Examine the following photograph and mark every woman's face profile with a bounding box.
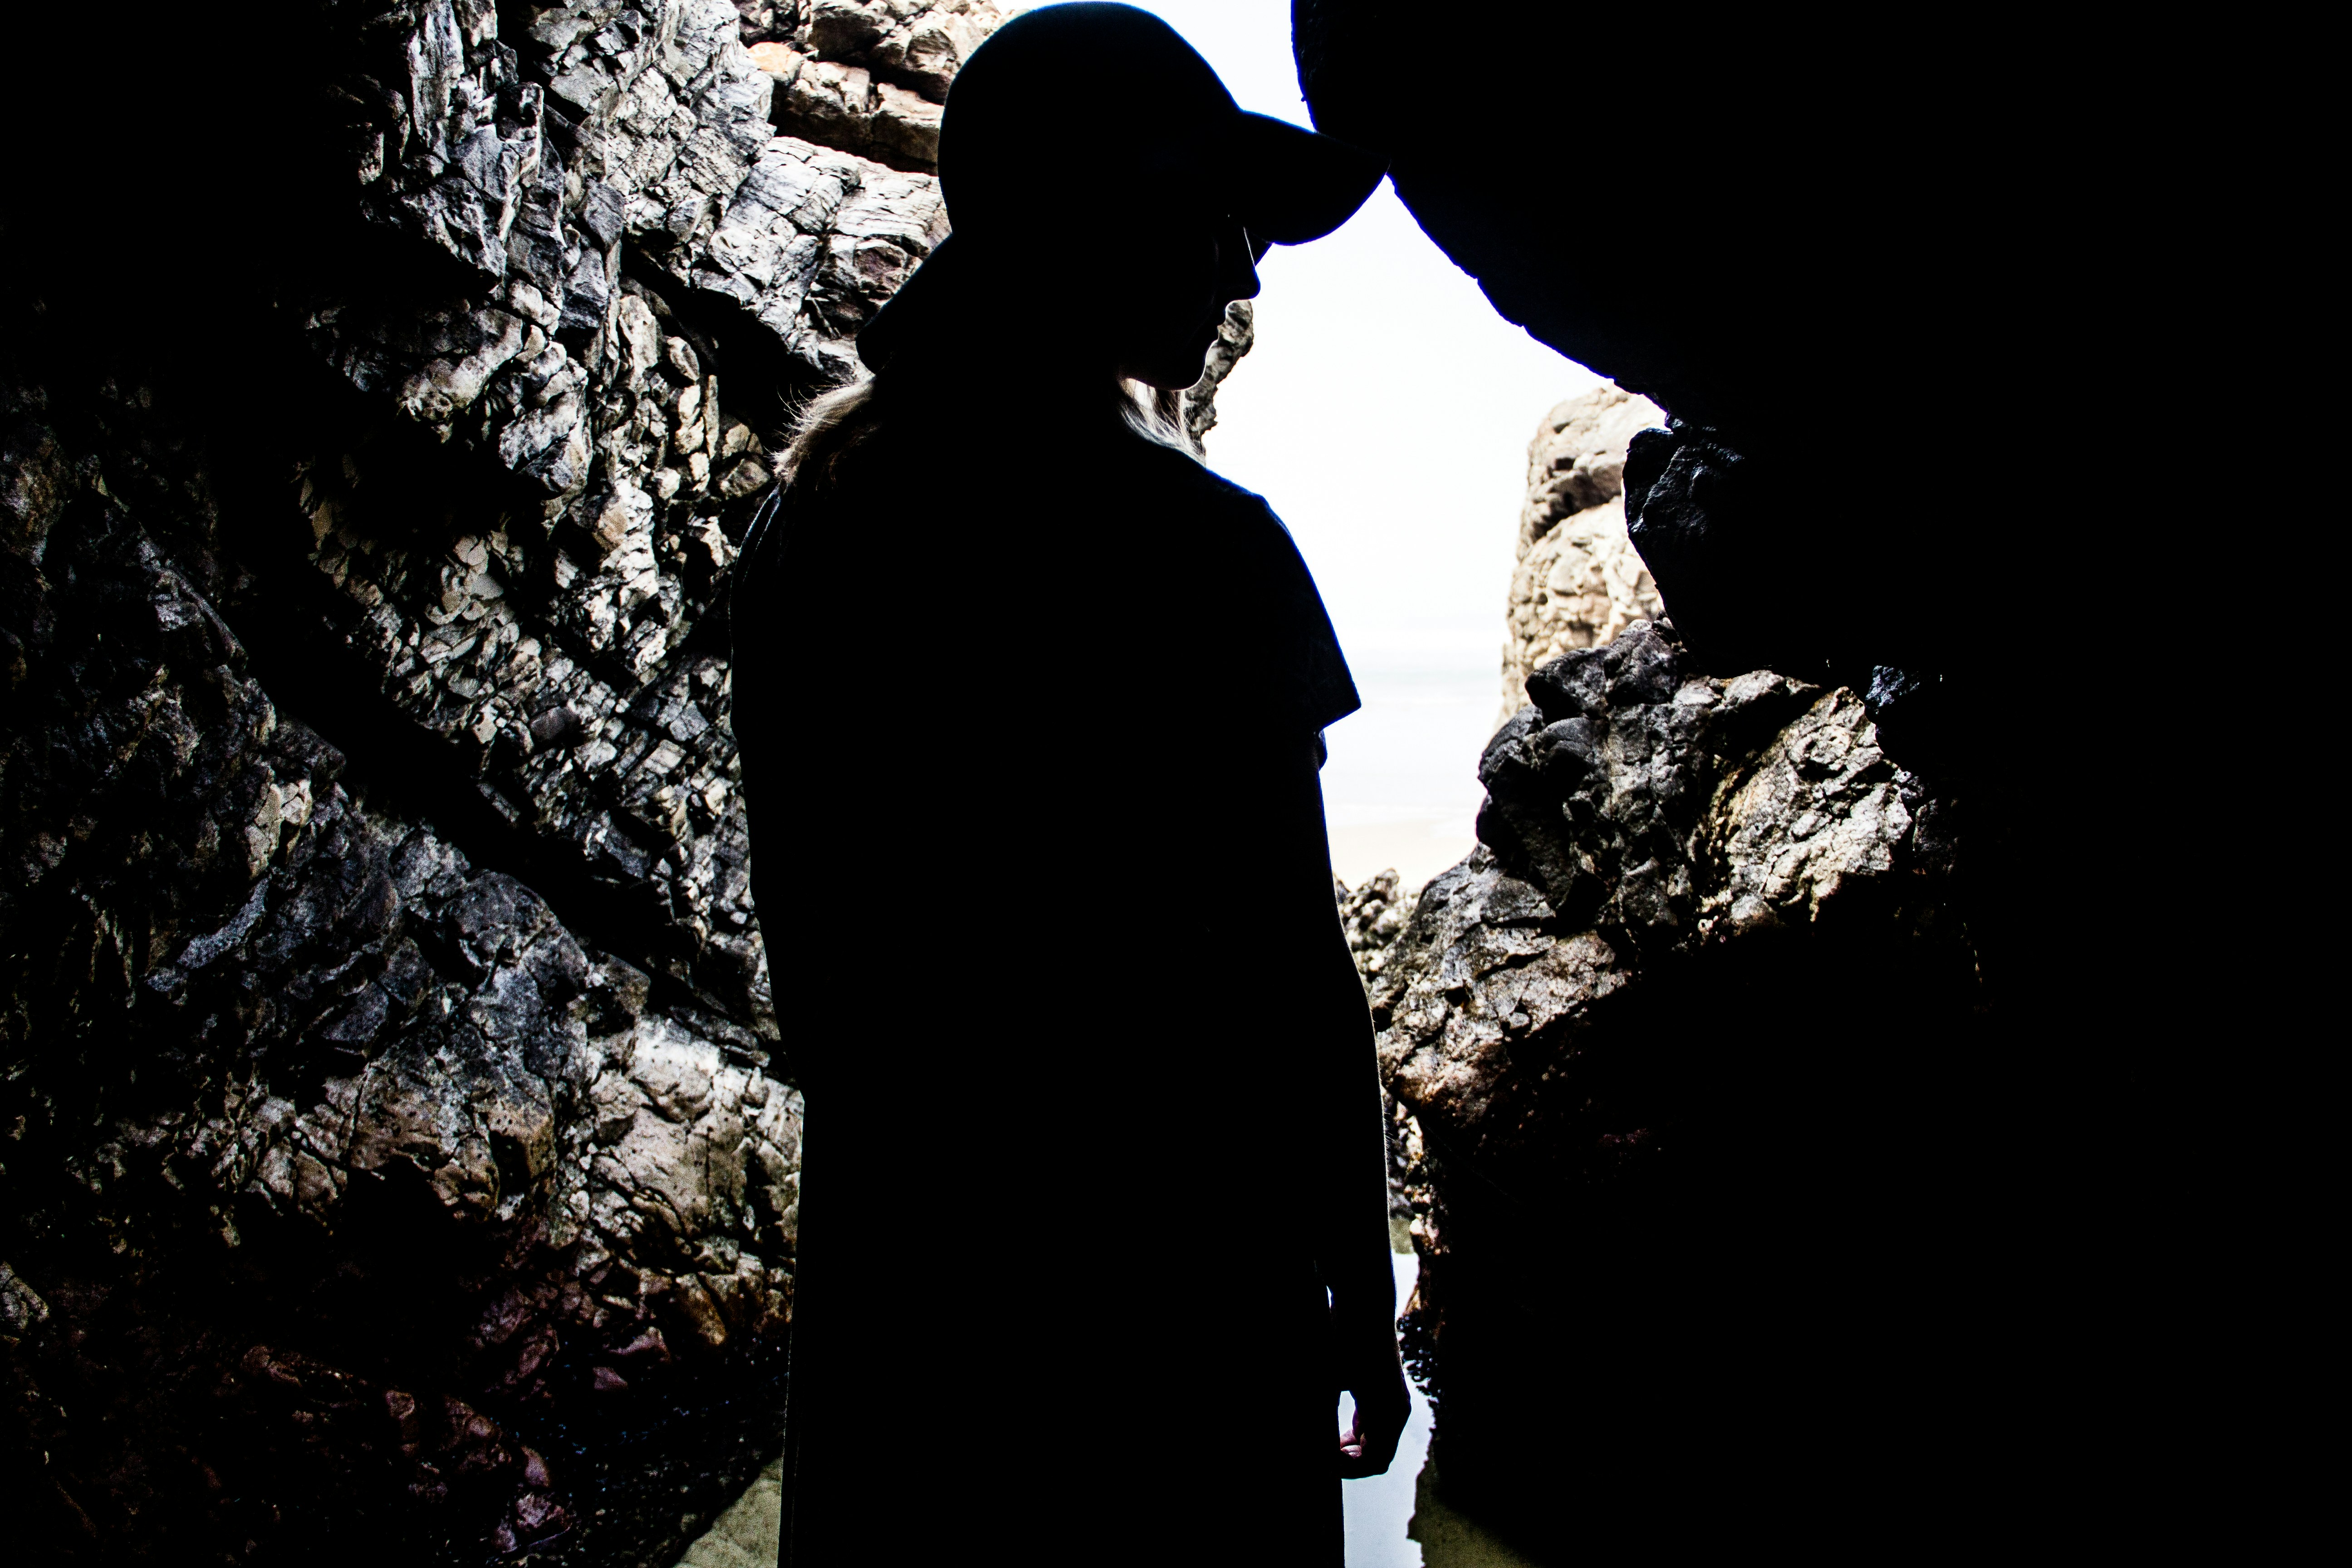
[1099,190,1262,392]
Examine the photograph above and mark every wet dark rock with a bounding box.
[1366,622,1983,1549]
[1335,868,1412,988]
[1293,3,2246,1543]
[2,347,802,1563]
[1290,0,2162,737]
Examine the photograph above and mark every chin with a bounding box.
[1157,336,1220,391]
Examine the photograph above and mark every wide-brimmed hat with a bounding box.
[857,2,1386,372]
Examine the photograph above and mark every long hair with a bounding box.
[781,357,1197,494]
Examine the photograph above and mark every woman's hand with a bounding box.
[1335,1316,1413,1478]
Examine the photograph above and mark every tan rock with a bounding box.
[675,1452,784,1568]
[867,80,943,167]
[1498,385,1668,722]
[772,1,1007,169]
[746,40,802,78]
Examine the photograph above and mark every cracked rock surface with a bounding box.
[1363,620,1983,1548]
[3,320,802,1564]
[743,1,1010,174]
[0,0,1262,1560]
[1497,385,1664,724]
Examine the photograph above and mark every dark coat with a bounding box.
[730,399,1377,1565]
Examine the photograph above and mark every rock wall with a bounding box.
[1294,1,2223,1530]
[1294,0,2061,700]
[3,329,808,1561]
[1498,385,1664,723]
[1,1,1264,1562]
[1363,620,1981,1550]
[1335,869,1413,990]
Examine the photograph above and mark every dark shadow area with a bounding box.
[1296,3,2309,1550]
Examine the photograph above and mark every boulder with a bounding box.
[1296,3,2244,1539]
[1498,385,1664,722]
[1366,621,1982,1549]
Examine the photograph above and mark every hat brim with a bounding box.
[1222,112,1387,247]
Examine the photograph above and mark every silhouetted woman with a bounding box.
[730,8,1405,1561]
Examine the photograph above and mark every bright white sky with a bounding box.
[1122,2,1604,885]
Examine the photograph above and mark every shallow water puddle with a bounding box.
[1344,1251,1539,1568]
[1338,1247,1433,1565]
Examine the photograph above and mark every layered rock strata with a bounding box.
[2,343,803,1561]
[743,1,1009,173]
[0,0,1281,1558]
[1498,385,1664,722]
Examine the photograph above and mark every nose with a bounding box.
[1224,218,1262,303]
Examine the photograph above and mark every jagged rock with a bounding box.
[650,132,951,379]
[1335,867,1414,987]
[1498,385,1664,720]
[1365,621,1981,1548]
[755,2,1007,172]
[1182,300,1257,451]
[5,0,1264,1552]
[282,0,1040,1049]
[0,0,1123,1559]
[733,0,804,47]
[1,367,802,1560]
[1388,620,1955,1198]
[1291,5,2239,1547]
[1296,3,2191,1520]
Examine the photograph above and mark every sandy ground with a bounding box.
[1327,818,1476,893]
[674,1451,783,1567]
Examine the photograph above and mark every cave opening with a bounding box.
[2,0,2266,1563]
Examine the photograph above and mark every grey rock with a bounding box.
[1360,618,1982,1547]
[0,0,1083,1558]
[284,0,1003,1049]
[1384,619,1970,1205]
[1335,866,1415,987]
[1,369,800,1559]
[659,132,951,380]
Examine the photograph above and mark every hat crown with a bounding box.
[938,4,1241,231]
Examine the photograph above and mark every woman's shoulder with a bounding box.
[1126,433,1269,513]
[1107,436,1306,572]
[1119,438,1362,735]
